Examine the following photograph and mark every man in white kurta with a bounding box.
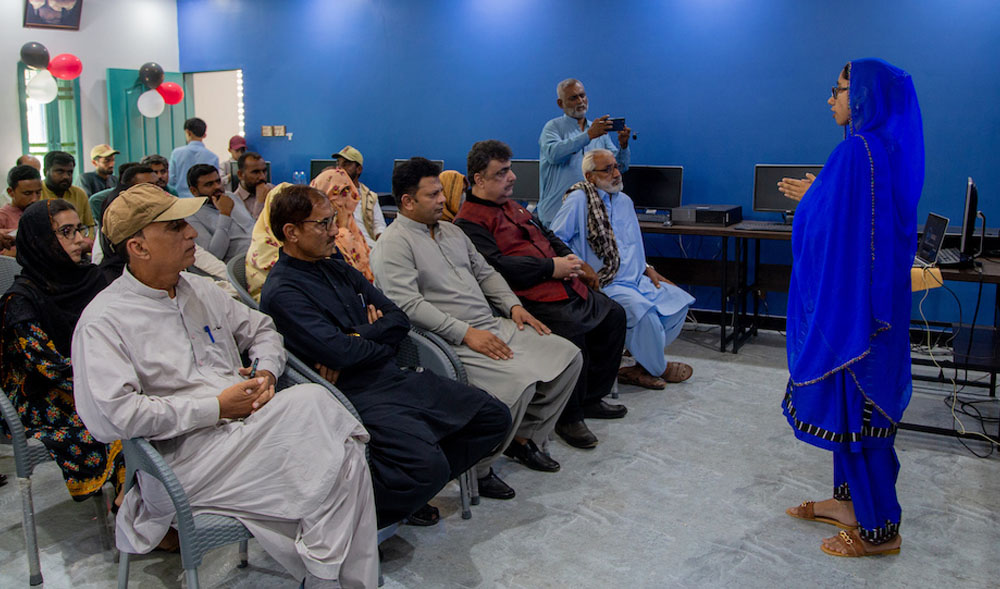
[551,149,695,390]
[371,157,582,501]
[72,183,378,588]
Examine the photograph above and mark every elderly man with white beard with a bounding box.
[550,149,696,391]
[537,78,632,227]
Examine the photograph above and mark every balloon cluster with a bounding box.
[20,42,82,104]
[136,62,185,118]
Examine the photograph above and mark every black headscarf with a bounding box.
[97,186,127,281]
[1,199,108,357]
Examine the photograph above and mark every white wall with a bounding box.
[0,0,179,173]
[191,70,241,164]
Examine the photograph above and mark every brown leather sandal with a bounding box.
[617,366,666,390]
[662,361,693,383]
[785,501,858,529]
[821,529,901,557]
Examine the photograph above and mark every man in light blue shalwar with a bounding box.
[537,78,631,227]
[551,149,695,390]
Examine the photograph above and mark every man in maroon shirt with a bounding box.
[454,140,627,449]
[1,165,43,232]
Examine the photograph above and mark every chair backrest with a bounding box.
[225,250,258,310]
[0,255,21,294]
[0,388,50,478]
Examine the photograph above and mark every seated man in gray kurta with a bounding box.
[371,157,583,501]
[185,163,255,262]
[73,184,378,588]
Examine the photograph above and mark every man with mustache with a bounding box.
[74,184,379,587]
[233,152,273,219]
[260,184,511,528]
[551,149,695,390]
[41,151,95,251]
[454,140,628,450]
[537,78,632,227]
[186,163,255,262]
[372,157,582,501]
[140,154,176,195]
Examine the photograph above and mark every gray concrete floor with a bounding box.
[2,327,998,588]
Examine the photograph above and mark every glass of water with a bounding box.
[292,170,307,184]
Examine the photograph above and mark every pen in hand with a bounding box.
[249,358,259,378]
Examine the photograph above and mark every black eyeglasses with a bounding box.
[55,224,89,239]
[831,86,849,100]
[299,217,334,231]
[593,164,620,175]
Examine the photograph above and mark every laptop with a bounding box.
[913,213,948,267]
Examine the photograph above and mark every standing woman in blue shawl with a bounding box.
[781,59,923,557]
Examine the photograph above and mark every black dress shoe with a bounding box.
[476,468,515,500]
[405,503,440,526]
[582,400,628,420]
[555,420,599,449]
[503,439,560,472]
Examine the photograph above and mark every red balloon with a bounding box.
[156,82,185,105]
[47,53,82,80]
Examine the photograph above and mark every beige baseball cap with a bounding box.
[103,183,206,245]
[332,145,363,165]
[90,144,119,160]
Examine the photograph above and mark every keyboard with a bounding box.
[636,213,670,223]
[732,221,793,232]
[936,247,962,265]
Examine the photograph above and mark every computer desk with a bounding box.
[640,221,791,353]
[640,221,1000,443]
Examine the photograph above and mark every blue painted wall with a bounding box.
[177,0,1000,321]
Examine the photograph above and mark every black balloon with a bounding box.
[139,62,164,90]
[20,42,49,70]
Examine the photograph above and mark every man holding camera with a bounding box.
[537,78,631,226]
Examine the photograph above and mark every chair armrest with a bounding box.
[121,438,198,543]
[225,250,257,310]
[407,328,468,384]
[283,352,362,424]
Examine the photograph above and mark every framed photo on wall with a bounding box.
[24,0,83,31]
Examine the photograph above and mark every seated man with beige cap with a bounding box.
[73,183,379,588]
[79,144,120,196]
[334,145,385,248]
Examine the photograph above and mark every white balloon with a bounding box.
[137,89,165,118]
[26,70,57,104]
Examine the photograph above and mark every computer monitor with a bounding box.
[393,159,444,175]
[510,159,540,203]
[959,177,980,257]
[753,164,823,215]
[621,165,683,209]
[310,159,339,181]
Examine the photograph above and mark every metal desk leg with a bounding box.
[751,238,761,337]
[720,235,729,352]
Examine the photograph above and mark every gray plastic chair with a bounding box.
[225,251,258,309]
[116,359,369,588]
[0,256,114,586]
[395,328,479,515]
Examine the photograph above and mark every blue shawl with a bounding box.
[785,59,924,449]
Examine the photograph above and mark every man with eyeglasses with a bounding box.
[454,140,628,451]
[260,184,511,528]
[74,184,380,587]
[537,78,631,227]
[372,157,583,501]
[41,151,95,252]
[551,149,695,391]
[185,163,255,262]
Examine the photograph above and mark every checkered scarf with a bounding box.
[564,181,619,286]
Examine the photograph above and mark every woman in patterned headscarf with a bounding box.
[439,170,468,223]
[311,168,374,281]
